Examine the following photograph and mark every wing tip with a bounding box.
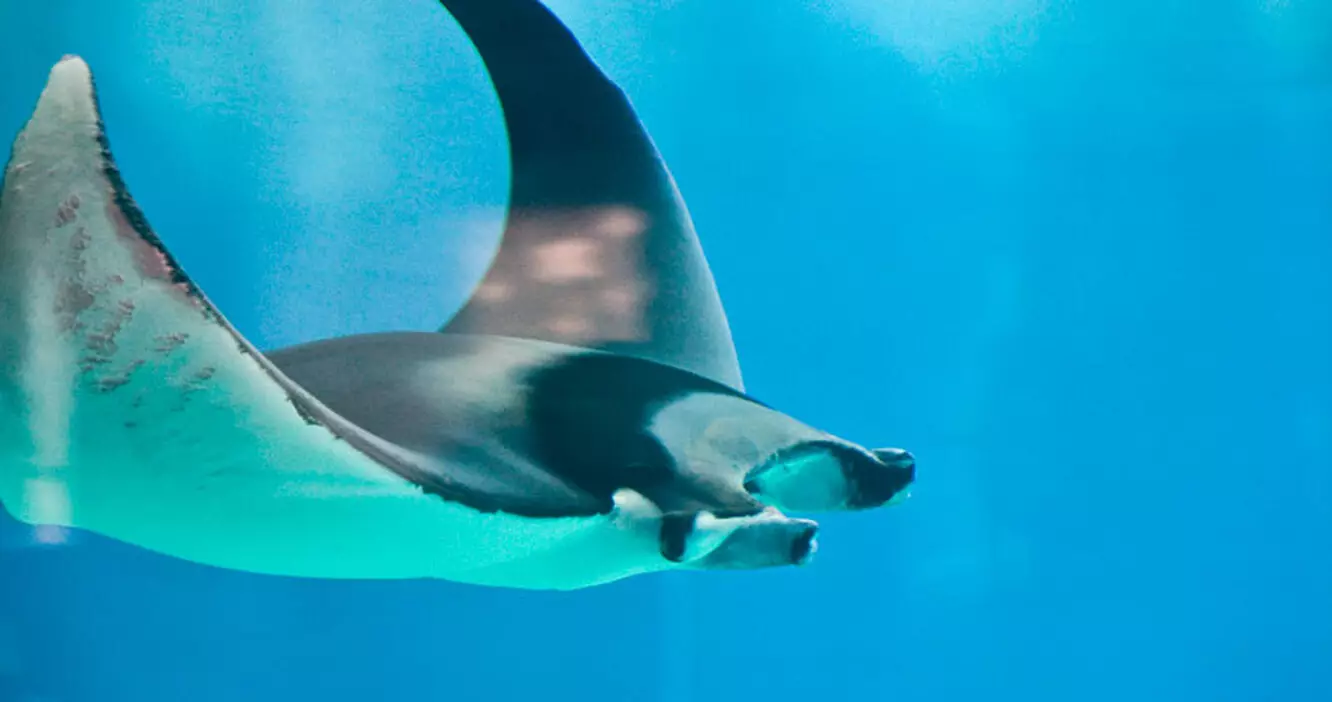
[36,54,98,126]
[7,55,101,168]
[55,54,91,72]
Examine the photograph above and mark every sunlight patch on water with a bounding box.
[138,0,510,346]
[144,0,455,201]
[815,0,1053,74]
[1251,0,1332,69]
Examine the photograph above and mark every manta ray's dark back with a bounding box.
[437,0,745,391]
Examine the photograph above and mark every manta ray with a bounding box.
[0,0,916,590]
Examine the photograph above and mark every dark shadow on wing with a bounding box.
[436,0,744,390]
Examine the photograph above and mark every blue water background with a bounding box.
[1,1,1330,700]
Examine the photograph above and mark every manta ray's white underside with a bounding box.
[0,57,792,590]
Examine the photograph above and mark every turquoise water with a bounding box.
[2,0,1330,700]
